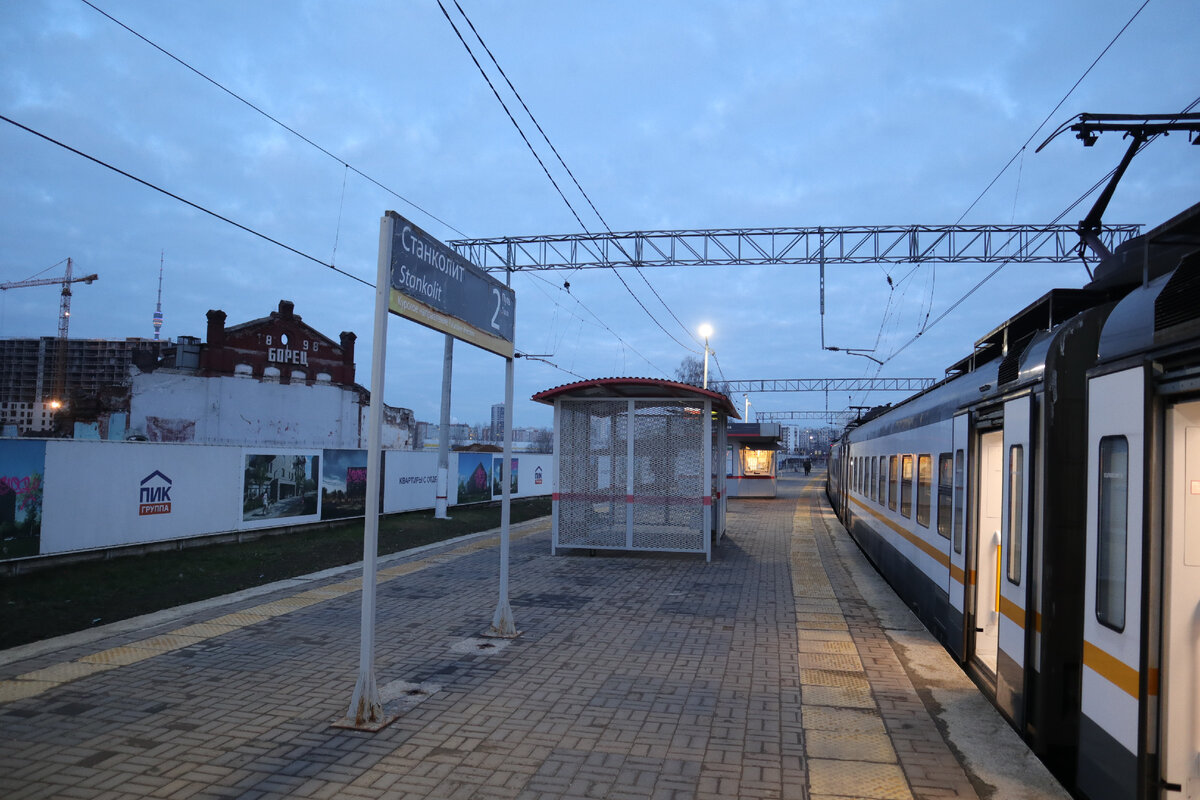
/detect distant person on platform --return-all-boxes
[803,458,812,476]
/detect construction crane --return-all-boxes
[1,257,99,408]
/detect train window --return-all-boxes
[1006,445,1024,584]
[878,456,887,506]
[952,449,964,554]
[936,453,953,539]
[870,457,877,500]
[901,455,913,518]
[916,455,932,527]
[1096,436,1128,632]
[888,456,898,511]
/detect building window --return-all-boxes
[936,453,953,539]
[1007,445,1024,585]
[888,456,898,511]
[916,454,932,527]
[1096,436,1129,631]
[953,449,965,554]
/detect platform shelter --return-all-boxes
[727,422,782,498]
[532,378,739,561]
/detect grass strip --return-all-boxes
[0,499,550,650]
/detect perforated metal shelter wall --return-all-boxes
[551,396,723,559]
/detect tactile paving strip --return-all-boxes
[809,758,913,800]
[797,652,863,672]
[798,639,858,655]
[802,668,872,691]
[802,705,888,734]
[805,728,898,763]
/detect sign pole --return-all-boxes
[342,213,392,727]
[435,334,453,519]
[487,265,517,637]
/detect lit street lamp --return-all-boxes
[699,323,713,389]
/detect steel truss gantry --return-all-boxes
[756,410,854,424]
[448,224,1141,272]
[713,377,937,394]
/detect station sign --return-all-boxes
[385,211,515,357]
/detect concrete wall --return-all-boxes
[129,371,413,449]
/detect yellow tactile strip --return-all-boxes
[0,521,548,704]
[792,503,914,800]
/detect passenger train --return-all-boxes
[827,200,1200,800]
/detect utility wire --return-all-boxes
[435,0,588,233]
[879,104,1196,370]
[954,0,1152,225]
[449,0,699,347]
[863,0,1154,384]
[1,114,373,288]
[440,0,701,354]
[525,272,669,377]
[78,0,468,239]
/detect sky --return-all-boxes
[1,0,1197,432]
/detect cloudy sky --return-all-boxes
[2,0,1196,431]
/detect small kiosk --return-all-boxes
[727,422,782,498]
[532,378,739,561]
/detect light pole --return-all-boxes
[699,323,713,389]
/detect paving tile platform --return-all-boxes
[0,476,1068,799]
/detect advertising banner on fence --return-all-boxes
[321,449,371,521]
[9,441,552,561]
[40,441,242,555]
[241,450,321,527]
[383,451,439,512]
[0,440,45,558]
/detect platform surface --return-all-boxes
[0,475,1069,800]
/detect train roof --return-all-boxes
[945,287,1112,376]
[1085,200,1200,292]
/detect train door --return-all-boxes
[947,411,970,661]
[974,428,1004,678]
[1078,367,1145,800]
[997,394,1032,727]
[1160,398,1200,798]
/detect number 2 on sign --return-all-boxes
[491,287,501,330]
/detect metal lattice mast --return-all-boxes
[712,377,937,394]
[153,252,165,341]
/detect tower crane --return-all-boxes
[1,258,99,408]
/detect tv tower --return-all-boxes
[152,251,164,340]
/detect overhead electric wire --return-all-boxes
[78,0,468,240]
[448,0,700,348]
[0,114,373,288]
[879,100,1197,369]
[861,0,1156,389]
[525,272,669,377]
[953,0,1153,226]
[439,0,701,356]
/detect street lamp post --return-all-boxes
[699,323,713,389]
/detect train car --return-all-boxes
[827,200,1200,800]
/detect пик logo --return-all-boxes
[534,466,543,485]
[139,470,172,516]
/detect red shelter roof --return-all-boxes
[532,377,740,419]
